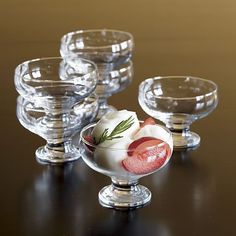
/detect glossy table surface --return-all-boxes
[1,1,236,235]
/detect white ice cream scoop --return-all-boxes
[134,124,173,148]
[91,110,140,172]
[94,137,132,172]
[92,110,140,145]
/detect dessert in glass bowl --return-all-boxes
[79,110,173,209]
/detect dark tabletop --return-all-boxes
[1,1,236,235]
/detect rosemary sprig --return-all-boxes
[96,116,135,144]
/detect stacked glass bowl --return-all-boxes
[60,29,134,119]
[15,57,99,164]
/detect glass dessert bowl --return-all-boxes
[79,110,173,209]
[14,57,98,163]
[139,76,218,149]
[60,29,134,118]
[60,29,134,64]
[17,93,99,164]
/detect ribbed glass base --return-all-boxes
[98,181,151,210]
[172,130,200,149]
[35,142,80,164]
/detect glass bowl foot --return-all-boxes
[172,130,200,149]
[98,181,151,210]
[36,143,80,164]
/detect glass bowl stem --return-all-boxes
[98,178,151,209]
[36,139,80,164]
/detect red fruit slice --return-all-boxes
[140,117,156,128]
[127,137,158,156]
[84,135,94,144]
[122,139,171,175]
[84,135,95,152]
[132,139,164,156]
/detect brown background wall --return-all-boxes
[1,0,235,115]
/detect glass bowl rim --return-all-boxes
[14,56,98,83]
[60,28,134,50]
[80,121,172,151]
[140,75,218,101]
[17,91,99,112]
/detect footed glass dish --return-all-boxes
[138,76,218,149]
[17,93,98,164]
[60,29,134,118]
[79,122,173,210]
[14,57,98,163]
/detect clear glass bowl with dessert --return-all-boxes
[79,110,173,209]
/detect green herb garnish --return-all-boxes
[96,116,135,144]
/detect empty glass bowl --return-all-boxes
[139,76,218,149]
[79,122,173,209]
[14,57,98,163]
[60,29,134,64]
[17,93,98,163]
[15,57,97,110]
[60,29,134,118]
